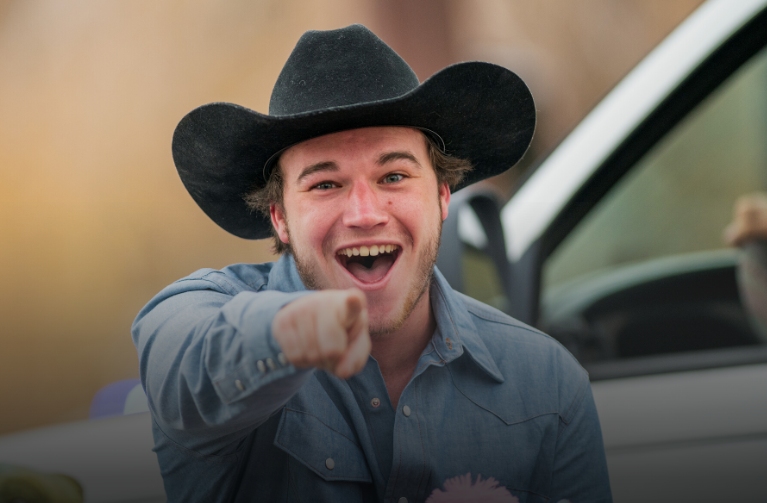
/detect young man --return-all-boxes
[133,24,612,503]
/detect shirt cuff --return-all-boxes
[214,290,314,404]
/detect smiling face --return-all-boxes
[270,127,450,335]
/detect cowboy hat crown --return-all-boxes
[172,24,535,239]
[270,24,420,116]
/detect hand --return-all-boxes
[723,192,767,246]
[272,289,371,379]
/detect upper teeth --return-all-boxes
[337,244,399,257]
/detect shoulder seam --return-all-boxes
[465,304,545,336]
[173,275,239,297]
[200,271,242,296]
[464,301,589,378]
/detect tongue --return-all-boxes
[346,255,395,283]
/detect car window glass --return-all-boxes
[540,45,767,362]
[459,206,509,312]
[463,245,508,311]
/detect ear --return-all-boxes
[438,181,451,221]
[270,203,290,244]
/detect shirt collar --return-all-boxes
[429,267,505,383]
[267,253,309,293]
[267,254,505,383]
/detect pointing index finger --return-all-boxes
[339,288,366,329]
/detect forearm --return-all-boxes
[132,286,313,455]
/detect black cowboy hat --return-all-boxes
[172,24,536,240]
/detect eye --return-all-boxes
[313,181,337,190]
[382,173,404,184]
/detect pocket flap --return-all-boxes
[274,408,372,483]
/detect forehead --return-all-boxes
[279,126,427,169]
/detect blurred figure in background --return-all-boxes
[725,192,767,342]
[724,192,767,246]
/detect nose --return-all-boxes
[342,181,389,230]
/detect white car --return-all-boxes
[1,0,766,501]
[441,0,767,501]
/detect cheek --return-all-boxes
[394,196,441,237]
[290,201,338,248]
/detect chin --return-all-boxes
[366,304,405,335]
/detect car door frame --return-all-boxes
[507,4,767,379]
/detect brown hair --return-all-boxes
[244,132,473,254]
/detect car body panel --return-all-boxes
[0,413,164,503]
[593,364,767,502]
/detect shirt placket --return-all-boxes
[384,343,446,503]
[348,358,397,493]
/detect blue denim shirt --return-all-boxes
[132,254,611,503]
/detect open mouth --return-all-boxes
[336,244,400,284]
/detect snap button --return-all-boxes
[257,360,266,372]
[402,405,411,417]
[446,337,452,350]
[371,397,381,408]
[266,358,276,370]
[398,497,408,503]
[235,380,244,391]
[277,352,287,365]
[325,458,335,470]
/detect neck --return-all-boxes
[370,288,435,409]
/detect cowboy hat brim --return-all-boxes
[172,61,535,240]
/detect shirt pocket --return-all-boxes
[273,407,373,484]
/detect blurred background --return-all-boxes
[0,0,705,435]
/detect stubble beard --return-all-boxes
[288,212,443,337]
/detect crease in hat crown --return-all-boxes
[269,24,420,116]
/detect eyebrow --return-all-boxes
[297,161,338,182]
[296,151,421,183]
[378,151,421,167]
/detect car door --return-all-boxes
[518,3,767,502]
[441,1,767,502]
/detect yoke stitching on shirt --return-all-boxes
[446,365,560,425]
[465,304,589,377]
[465,306,545,335]
[277,410,371,483]
[281,408,361,447]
